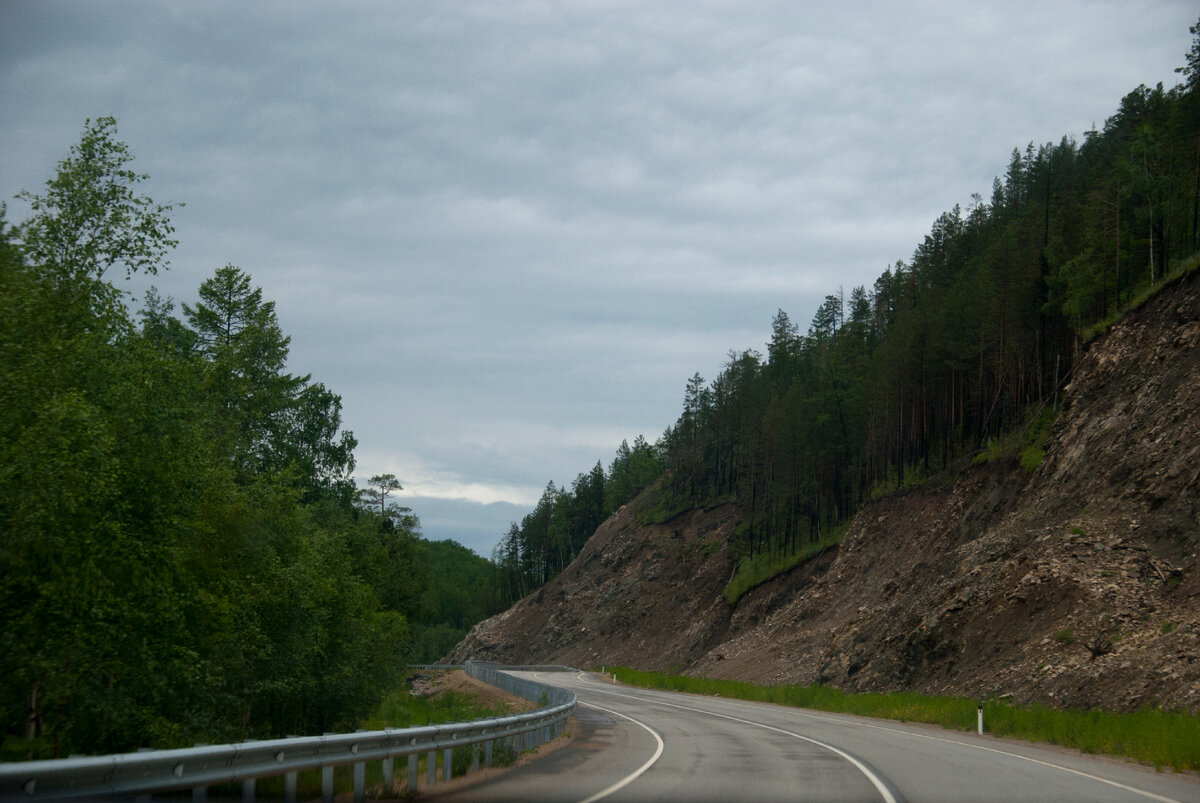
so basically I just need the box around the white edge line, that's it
[601,685,1183,803]
[712,695,1186,803]
[592,689,897,803]
[573,700,665,803]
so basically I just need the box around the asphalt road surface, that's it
[428,670,1200,803]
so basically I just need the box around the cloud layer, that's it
[2,0,1195,554]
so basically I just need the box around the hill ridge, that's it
[448,268,1200,712]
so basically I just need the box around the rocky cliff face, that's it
[448,270,1200,712]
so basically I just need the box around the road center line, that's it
[786,707,1184,803]
[577,683,898,803]
[596,684,1182,803]
[573,700,665,803]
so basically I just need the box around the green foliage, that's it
[1081,251,1200,343]
[867,461,932,500]
[408,539,504,663]
[491,437,664,608]
[14,116,178,287]
[972,432,1019,466]
[489,19,1200,610]
[238,677,513,800]
[0,120,423,758]
[646,21,1200,579]
[723,520,847,604]
[1019,405,1057,474]
[970,399,1058,472]
[1055,628,1077,645]
[490,738,518,767]
[635,482,692,526]
[609,667,1200,771]
[362,685,513,730]
[360,677,524,780]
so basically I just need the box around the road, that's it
[429,670,1200,803]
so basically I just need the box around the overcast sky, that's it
[2,1,1195,556]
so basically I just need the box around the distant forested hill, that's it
[411,538,505,663]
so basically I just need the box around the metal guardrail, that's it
[465,663,576,707]
[0,663,576,802]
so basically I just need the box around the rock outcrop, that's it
[449,269,1200,712]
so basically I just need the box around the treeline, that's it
[657,21,1200,562]
[0,119,429,758]
[490,435,662,607]
[490,20,1200,599]
[410,538,506,662]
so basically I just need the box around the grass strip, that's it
[607,666,1200,772]
[723,521,849,605]
[227,673,519,799]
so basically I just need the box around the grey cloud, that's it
[3,0,1195,554]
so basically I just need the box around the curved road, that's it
[430,670,1199,803]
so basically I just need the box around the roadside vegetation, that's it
[1081,250,1200,344]
[362,679,518,731]
[608,667,1200,771]
[723,519,847,604]
[218,672,519,800]
[0,119,503,759]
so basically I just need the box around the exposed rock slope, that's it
[449,270,1200,712]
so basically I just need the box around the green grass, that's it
[973,403,1058,473]
[1018,404,1057,474]
[607,666,1200,771]
[1081,252,1200,344]
[361,683,515,730]
[229,675,521,799]
[867,461,933,500]
[723,521,847,605]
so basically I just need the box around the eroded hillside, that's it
[448,269,1200,712]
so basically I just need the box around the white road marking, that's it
[787,706,1185,803]
[593,683,1184,803]
[578,683,897,803]
[573,700,665,803]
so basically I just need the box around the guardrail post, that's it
[322,765,334,803]
[0,664,576,802]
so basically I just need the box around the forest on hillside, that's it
[491,18,1200,603]
[0,119,500,758]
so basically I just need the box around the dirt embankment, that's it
[448,270,1200,713]
[411,670,535,713]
